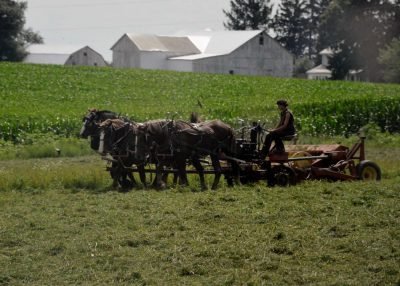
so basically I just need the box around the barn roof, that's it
[188,30,263,54]
[170,30,264,60]
[112,34,200,54]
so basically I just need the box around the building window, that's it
[259,36,264,46]
[83,52,87,56]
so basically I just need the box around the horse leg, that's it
[127,171,138,187]
[118,170,135,191]
[210,154,222,190]
[230,160,241,186]
[109,162,121,188]
[162,172,169,186]
[155,163,166,189]
[191,155,206,190]
[175,155,189,186]
[137,164,147,188]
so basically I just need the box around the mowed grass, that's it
[0,145,399,285]
[0,180,399,285]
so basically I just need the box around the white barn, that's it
[111,30,294,77]
[24,45,108,67]
[111,34,200,69]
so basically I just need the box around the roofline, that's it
[66,45,107,63]
[110,33,131,50]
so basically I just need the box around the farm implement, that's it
[227,126,381,186]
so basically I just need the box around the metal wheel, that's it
[271,165,297,187]
[356,160,381,181]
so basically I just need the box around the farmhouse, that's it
[306,48,333,80]
[306,48,364,81]
[111,30,294,77]
[24,45,108,67]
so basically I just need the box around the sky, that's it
[25,0,236,61]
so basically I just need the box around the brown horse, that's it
[137,119,190,189]
[98,119,149,189]
[172,119,238,189]
[99,119,184,189]
[140,119,238,190]
[80,109,145,189]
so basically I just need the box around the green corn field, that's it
[1,62,399,143]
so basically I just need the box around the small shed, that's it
[65,46,108,67]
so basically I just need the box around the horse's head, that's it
[80,109,118,138]
[80,109,100,138]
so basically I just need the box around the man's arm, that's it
[269,112,290,133]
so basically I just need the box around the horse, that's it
[189,112,240,188]
[80,109,147,188]
[139,119,238,190]
[173,119,239,189]
[137,119,198,189]
[97,119,148,188]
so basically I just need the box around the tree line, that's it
[224,0,400,82]
[1,0,399,83]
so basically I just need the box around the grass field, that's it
[0,62,399,285]
[0,177,399,285]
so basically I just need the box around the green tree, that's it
[319,0,400,81]
[223,0,274,30]
[378,37,400,83]
[0,0,42,61]
[304,0,331,59]
[273,0,309,57]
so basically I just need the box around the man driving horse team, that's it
[260,99,296,158]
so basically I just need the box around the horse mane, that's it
[99,118,126,129]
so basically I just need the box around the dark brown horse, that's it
[137,119,189,189]
[173,119,238,189]
[98,119,149,188]
[80,109,147,188]
[139,119,238,190]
